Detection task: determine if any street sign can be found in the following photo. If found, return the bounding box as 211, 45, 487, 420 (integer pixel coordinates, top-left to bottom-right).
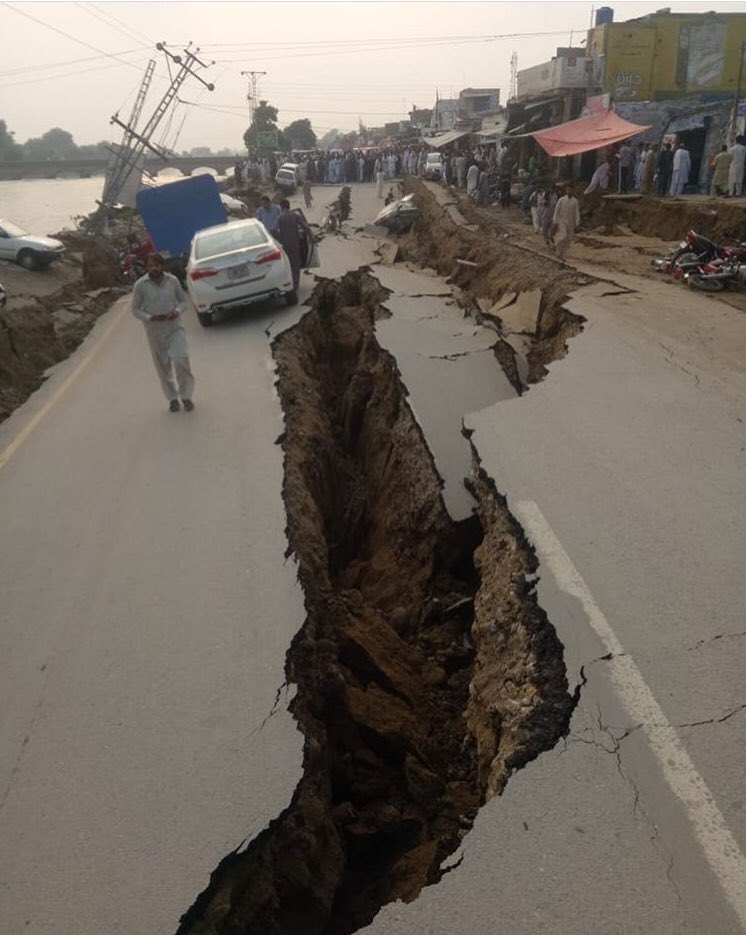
254, 130, 278, 149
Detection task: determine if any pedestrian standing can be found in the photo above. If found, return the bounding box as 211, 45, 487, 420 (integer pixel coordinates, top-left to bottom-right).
657, 143, 673, 196
456, 152, 467, 188
540, 186, 558, 247
711, 145, 731, 196
131, 254, 195, 413
529, 185, 543, 231
256, 195, 280, 233
303, 178, 313, 208
642, 144, 657, 193
375, 157, 385, 197
617, 140, 633, 194
478, 166, 489, 204
273, 200, 304, 294
669, 142, 691, 196
729, 136, 746, 197
466, 161, 479, 199
552, 186, 580, 262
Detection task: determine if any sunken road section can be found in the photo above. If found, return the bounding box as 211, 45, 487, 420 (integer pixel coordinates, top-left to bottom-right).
176, 270, 574, 935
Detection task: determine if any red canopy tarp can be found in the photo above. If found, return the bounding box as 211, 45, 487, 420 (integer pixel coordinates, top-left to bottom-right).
531, 110, 651, 158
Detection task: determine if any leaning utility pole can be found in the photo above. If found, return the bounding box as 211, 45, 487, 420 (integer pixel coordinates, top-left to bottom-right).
241, 70, 267, 125
96, 43, 214, 226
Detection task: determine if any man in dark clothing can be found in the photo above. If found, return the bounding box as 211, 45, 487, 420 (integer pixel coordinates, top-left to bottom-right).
273, 199, 304, 291
657, 143, 674, 196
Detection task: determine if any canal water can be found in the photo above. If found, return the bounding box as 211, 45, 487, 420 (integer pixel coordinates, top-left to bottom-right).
0, 170, 228, 235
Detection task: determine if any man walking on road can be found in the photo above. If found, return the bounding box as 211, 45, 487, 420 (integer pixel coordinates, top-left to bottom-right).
552, 185, 580, 262
132, 254, 195, 412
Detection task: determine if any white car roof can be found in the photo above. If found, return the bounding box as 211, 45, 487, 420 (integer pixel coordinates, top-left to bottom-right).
194, 218, 266, 239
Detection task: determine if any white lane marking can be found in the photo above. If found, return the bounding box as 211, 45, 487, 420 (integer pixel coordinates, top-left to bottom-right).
515, 499, 746, 929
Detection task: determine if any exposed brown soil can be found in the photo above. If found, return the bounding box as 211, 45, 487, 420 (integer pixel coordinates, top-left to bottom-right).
614, 195, 746, 243
397, 179, 586, 385
176, 271, 573, 935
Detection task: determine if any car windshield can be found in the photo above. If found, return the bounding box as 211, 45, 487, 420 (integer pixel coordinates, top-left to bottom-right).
1, 220, 28, 237
195, 224, 267, 260
427, 154, 440, 163
278, 171, 294, 179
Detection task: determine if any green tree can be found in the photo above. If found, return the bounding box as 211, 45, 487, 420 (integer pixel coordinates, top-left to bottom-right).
318, 128, 341, 151
283, 118, 316, 150
243, 100, 282, 152
0, 120, 23, 161
23, 127, 77, 160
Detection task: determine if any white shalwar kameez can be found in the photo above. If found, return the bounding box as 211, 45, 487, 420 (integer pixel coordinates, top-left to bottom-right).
669, 147, 691, 197
132, 271, 195, 403
729, 142, 746, 197
552, 194, 580, 261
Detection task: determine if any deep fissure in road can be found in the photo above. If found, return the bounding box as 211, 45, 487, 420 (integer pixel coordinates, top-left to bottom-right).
397, 179, 586, 388
177, 271, 573, 935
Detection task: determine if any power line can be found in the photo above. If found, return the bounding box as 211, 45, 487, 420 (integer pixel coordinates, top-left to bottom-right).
0, 48, 144, 78
198, 29, 584, 50
80, 1, 157, 47
0, 58, 154, 89
1, 2, 154, 71
74, 1, 151, 48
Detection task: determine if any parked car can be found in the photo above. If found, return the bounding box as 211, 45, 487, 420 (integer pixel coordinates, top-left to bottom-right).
423, 152, 443, 181
274, 163, 301, 193
0, 219, 64, 270
186, 218, 297, 326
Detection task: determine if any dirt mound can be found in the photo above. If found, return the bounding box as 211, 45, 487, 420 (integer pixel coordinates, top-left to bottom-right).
56, 231, 122, 289
616, 196, 746, 243
175, 271, 573, 935
0, 285, 125, 423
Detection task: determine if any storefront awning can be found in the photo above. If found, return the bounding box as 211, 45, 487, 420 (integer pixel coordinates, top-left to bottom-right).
427, 130, 470, 149
530, 110, 651, 157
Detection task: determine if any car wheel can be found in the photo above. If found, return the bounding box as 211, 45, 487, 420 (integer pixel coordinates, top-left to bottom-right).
197, 311, 214, 327
18, 249, 40, 271
285, 290, 298, 307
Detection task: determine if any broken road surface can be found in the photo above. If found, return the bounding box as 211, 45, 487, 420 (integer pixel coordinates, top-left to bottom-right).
0, 183, 745, 935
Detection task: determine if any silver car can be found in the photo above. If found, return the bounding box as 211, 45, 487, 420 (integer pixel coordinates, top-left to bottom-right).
0, 219, 64, 270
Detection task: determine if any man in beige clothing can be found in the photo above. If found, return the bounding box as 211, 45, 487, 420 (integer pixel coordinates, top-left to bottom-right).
553, 186, 580, 262
132, 254, 195, 412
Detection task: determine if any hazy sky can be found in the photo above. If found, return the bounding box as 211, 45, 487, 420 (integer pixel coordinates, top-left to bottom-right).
1, 1, 742, 151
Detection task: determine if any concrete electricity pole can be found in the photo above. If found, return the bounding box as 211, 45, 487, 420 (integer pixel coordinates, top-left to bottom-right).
96, 43, 214, 226
241, 70, 268, 125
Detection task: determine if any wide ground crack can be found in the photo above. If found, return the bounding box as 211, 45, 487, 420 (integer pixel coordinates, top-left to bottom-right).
175, 269, 574, 935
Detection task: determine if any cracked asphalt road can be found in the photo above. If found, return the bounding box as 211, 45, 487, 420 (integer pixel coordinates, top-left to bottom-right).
1, 182, 745, 934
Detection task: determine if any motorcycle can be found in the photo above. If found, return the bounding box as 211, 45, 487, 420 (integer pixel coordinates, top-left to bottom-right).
119, 248, 146, 284
685, 258, 746, 292
654, 230, 746, 278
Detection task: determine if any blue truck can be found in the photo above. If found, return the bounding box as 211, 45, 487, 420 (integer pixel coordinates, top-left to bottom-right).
135, 173, 227, 283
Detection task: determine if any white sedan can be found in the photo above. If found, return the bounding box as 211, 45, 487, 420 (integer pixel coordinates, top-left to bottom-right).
0, 218, 65, 270
186, 218, 296, 327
